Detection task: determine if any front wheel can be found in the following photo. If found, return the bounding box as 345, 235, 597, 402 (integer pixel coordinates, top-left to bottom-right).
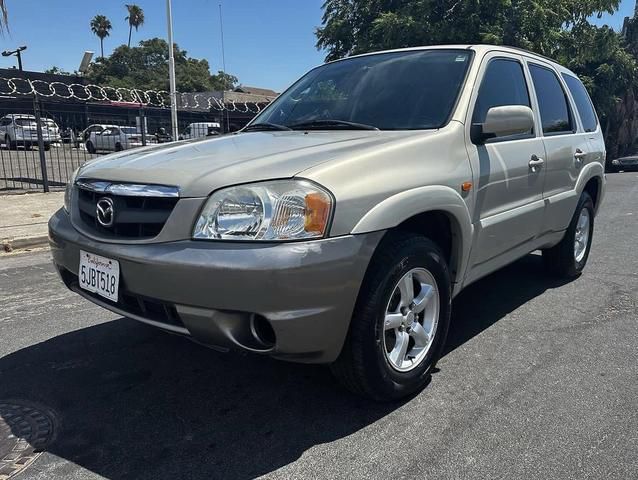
331, 232, 451, 401
542, 191, 594, 278
86, 141, 96, 154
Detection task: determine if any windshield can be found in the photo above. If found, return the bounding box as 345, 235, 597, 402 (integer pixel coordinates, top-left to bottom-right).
253, 49, 472, 130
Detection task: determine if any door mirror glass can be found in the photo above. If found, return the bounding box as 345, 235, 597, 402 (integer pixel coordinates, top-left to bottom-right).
475, 105, 534, 143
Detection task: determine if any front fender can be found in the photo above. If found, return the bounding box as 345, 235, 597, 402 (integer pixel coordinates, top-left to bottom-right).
351, 185, 473, 286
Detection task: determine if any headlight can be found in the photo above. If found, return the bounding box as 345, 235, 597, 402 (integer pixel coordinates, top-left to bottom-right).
193, 180, 333, 241
64, 168, 80, 213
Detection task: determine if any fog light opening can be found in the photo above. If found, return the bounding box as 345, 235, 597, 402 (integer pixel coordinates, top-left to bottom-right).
250, 314, 276, 348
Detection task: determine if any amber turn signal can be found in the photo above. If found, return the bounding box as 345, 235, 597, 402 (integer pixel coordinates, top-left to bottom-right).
304, 192, 331, 234
461, 181, 473, 192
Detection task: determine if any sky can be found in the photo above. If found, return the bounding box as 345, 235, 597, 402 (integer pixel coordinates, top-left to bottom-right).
0, 0, 635, 92
0, 0, 327, 92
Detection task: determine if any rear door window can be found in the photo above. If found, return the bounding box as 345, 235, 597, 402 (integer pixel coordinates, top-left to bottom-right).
561, 74, 598, 132
529, 64, 573, 135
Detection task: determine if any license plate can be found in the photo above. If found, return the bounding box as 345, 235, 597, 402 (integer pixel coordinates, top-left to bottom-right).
79, 250, 120, 302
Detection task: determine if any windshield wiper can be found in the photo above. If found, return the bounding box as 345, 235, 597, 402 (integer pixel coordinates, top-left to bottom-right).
243, 122, 292, 132
288, 119, 379, 131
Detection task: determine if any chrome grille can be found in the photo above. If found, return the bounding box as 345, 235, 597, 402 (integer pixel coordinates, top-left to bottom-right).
75, 181, 179, 239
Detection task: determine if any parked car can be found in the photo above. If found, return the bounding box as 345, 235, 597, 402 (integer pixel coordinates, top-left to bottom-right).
0, 114, 57, 150
42, 118, 62, 144
610, 155, 638, 172
50, 45, 605, 400
85, 126, 154, 153
74, 124, 114, 148
179, 122, 221, 140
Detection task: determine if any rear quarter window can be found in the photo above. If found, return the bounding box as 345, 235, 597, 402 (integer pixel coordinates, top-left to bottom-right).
562, 74, 598, 132
529, 64, 573, 135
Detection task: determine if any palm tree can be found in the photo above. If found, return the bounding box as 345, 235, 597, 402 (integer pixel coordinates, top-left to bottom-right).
0, 0, 8, 35
90, 14, 112, 57
125, 4, 144, 48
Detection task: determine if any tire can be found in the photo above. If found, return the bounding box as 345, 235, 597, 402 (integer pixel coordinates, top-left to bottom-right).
331, 232, 452, 401
86, 141, 96, 154
115, 142, 123, 152
43, 143, 51, 151
5, 135, 15, 150
542, 191, 594, 278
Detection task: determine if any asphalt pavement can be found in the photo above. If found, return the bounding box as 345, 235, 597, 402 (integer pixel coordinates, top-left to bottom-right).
0, 173, 636, 480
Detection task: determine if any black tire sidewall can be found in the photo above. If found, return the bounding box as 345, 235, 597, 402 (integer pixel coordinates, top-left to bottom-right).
572, 193, 595, 273
356, 235, 451, 399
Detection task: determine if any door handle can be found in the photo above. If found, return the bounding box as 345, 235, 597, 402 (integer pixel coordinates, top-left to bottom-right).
574, 149, 586, 163
529, 155, 544, 172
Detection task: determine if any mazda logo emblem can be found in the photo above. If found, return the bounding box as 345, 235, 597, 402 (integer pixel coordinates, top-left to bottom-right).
96, 197, 115, 227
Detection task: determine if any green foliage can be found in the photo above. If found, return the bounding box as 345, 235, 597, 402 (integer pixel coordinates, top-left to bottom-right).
555, 23, 636, 124
210, 71, 239, 91
44, 66, 73, 76
316, 0, 623, 60
125, 4, 145, 48
316, 0, 638, 154
86, 37, 238, 93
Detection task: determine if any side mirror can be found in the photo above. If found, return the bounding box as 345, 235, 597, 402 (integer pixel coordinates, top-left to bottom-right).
472, 105, 534, 144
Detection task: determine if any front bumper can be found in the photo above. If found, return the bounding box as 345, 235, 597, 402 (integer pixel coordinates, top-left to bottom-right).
49, 209, 382, 363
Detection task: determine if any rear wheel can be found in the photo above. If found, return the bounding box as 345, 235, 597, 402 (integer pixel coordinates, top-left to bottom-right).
115, 142, 123, 152
86, 141, 96, 154
543, 191, 594, 278
331, 232, 451, 401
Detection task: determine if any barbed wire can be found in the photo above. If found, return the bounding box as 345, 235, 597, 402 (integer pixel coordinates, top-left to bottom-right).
0, 77, 274, 113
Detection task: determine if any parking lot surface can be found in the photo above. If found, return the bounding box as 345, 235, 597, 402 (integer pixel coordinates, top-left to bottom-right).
0, 173, 636, 479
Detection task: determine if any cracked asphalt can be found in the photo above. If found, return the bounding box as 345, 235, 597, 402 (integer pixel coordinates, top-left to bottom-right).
0, 173, 636, 480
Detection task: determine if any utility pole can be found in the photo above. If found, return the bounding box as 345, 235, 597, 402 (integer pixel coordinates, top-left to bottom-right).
2, 46, 27, 71
219, 3, 230, 133
166, 0, 179, 141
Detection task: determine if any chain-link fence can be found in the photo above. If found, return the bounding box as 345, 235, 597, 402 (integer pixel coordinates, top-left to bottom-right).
0, 78, 272, 193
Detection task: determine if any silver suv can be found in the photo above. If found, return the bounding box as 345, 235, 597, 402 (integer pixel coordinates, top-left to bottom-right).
49, 45, 605, 400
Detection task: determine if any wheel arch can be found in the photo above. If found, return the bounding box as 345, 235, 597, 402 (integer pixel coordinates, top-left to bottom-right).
351, 185, 473, 285
575, 162, 604, 215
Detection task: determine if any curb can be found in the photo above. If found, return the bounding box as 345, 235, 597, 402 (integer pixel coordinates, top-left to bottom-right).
2, 235, 50, 252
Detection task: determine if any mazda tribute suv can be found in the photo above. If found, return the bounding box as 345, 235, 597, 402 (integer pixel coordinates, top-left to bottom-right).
49, 45, 605, 400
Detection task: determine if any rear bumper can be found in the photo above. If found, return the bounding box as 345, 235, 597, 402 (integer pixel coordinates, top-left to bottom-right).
49, 209, 382, 363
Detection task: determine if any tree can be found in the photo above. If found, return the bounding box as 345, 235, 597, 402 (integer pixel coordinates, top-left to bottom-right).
44, 66, 73, 76
316, 0, 622, 61
210, 71, 238, 91
125, 4, 145, 48
315, 0, 637, 160
0, 0, 8, 35
86, 37, 238, 93
90, 14, 112, 58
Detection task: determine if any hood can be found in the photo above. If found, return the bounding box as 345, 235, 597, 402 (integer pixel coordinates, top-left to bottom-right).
76, 130, 421, 197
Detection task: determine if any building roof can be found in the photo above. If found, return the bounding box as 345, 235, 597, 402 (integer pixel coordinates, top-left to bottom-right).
234, 85, 279, 97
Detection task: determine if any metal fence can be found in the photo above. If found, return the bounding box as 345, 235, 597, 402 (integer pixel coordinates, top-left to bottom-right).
0, 82, 271, 193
